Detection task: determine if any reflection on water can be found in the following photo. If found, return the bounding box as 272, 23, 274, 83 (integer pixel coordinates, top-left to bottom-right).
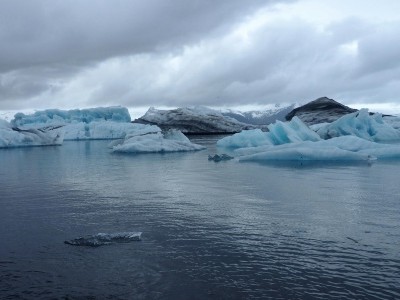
0, 138, 399, 299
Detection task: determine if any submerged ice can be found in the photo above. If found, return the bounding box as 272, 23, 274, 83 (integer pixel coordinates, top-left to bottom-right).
217, 111, 400, 161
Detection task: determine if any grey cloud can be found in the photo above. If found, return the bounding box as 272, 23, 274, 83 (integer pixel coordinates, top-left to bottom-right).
57, 17, 400, 109
357, 22, 400, 75
0, 0, 292, 72
1, 1, 400, 111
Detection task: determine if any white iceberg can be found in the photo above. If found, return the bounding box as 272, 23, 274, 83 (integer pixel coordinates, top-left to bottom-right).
111, 129, 206, 153
10, 106, 141, 140
0, 119, 64, 148
316, 109, 400, 142
217, 112, 400, 162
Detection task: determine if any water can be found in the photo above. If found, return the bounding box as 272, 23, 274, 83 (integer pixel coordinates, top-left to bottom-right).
1, 136, 399, 299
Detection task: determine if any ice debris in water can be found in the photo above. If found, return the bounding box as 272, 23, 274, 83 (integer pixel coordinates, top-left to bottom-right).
64, 232, 142, 247
217, 112, 400, 161
208, 154, 234, 162
111, 129, 205, 153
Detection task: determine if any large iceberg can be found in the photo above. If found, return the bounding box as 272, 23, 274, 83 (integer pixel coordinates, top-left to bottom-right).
316, 109, 400, 142
133, 106, 261, 134
0, 119, 64, 148
12, 106, 131, 126
10, 107, 138, 140
111, 129, 206, 153
218, 111, 400, 162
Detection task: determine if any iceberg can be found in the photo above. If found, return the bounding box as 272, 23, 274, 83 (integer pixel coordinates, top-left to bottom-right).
0, 119, 64, 148
64, 232, 142, 247
217, 116, 321, 149
133, 106, 260, 134
111, 129, 206, 153
10, 107, 140, 140
12, 106, 131, 126
285, 97, 357, 125
217, 112, 400, 162
316, 109, 400, 142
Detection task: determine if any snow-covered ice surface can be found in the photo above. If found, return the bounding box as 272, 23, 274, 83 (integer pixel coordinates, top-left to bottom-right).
220, 104, 295, 125
111, 129, 206, 153
316, 109, 400, 142
134, 106, 260, 134
0, 119, 64, 148
9, 107, 139, 140
64, 232, 142, 247
218, 112, 400, 162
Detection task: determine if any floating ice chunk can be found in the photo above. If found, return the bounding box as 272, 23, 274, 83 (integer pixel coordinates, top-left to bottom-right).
217, 116, 320, 149
0, 120, 64, 148
208, 154, 234, 162
112, 129, 205, 153
64, 232, 142, 247
316, 109, 400, 142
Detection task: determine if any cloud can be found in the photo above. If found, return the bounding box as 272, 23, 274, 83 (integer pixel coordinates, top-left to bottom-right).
1, 0, 400, 111
0, 0, 287, 72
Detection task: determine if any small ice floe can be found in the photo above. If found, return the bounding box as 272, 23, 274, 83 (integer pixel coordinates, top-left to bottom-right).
64, 232, 142, 247
208, 154, 234, 162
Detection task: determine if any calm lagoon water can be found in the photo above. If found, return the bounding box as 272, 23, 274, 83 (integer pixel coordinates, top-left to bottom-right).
1, 136, 399, 299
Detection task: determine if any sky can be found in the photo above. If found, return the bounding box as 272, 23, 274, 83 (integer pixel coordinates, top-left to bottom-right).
1, 0, 400, 115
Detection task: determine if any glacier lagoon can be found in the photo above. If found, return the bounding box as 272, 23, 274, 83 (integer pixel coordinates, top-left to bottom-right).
1, 136, 400, 299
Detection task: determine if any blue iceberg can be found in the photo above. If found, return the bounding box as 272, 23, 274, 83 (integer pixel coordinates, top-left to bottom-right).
316, 109, 400, 142
111, 129, 206, 153
217, 116, 321, 149
10, 106, 136, 140
218, 111, 400, 162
